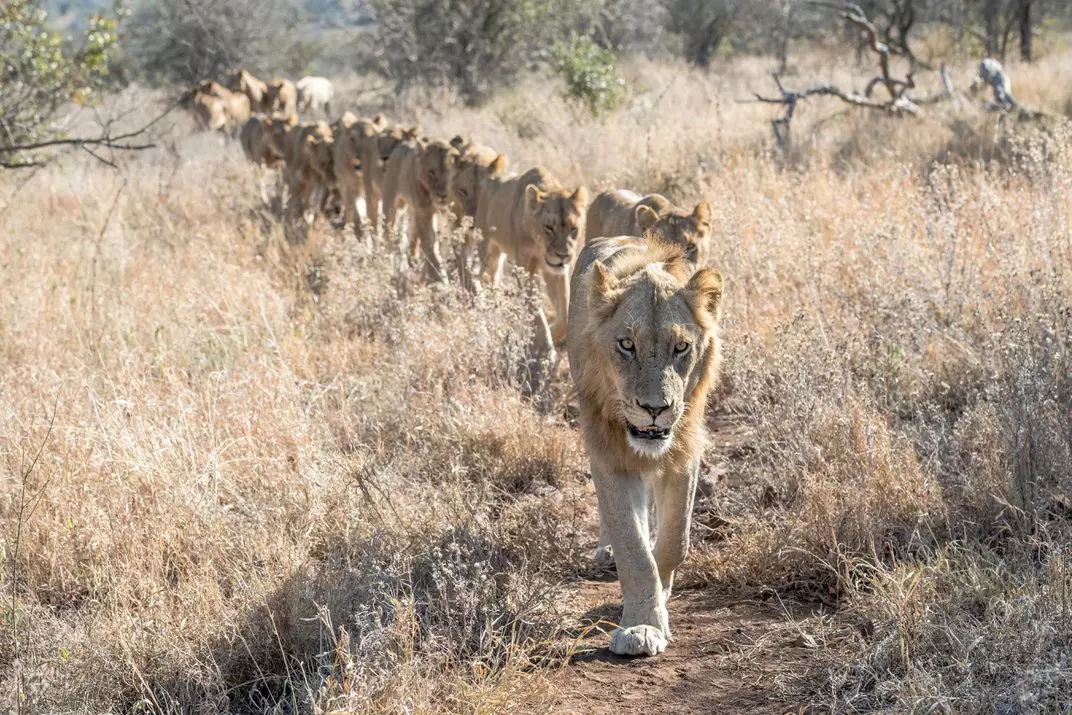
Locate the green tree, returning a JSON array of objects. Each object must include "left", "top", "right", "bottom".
[
  {"left": 0, "top": 1, "right": 124, "bottom": 164},
  {"left": 550, "top": 34, "right": 625, "bottom": 116}
]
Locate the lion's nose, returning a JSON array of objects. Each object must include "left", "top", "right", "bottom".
[{"left": 637, "top": 399, "right": 671, "bottom": 420}]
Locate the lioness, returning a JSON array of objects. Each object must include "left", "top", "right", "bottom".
[
  {"left": 227, "top": 69, "right": 269, "bottom": 113},
  {"left": 265, "top": 78, "right": 298, "bottom": 118},
  {"left": 359, "top": 121, "right": 413, "bottom": 233},
  {"left": 568, "top": 235, "right": 724, "bottom": 657},
  {"left": 587, "top": 191, "right": 713, "bottom": 267},
  {"left": 332, "top": 112, "right": 388, "bottom": 233},
  {"left": 181, "top": 81, "right": 251, "bottom": 135},
  {"left": 283, "top": 121, "right": 335, "bottom": 226},
  {"left": 296, "top": 76, "right": 334, "bottom": 117},
  {"left": 240, "top": 114, "right": 295, "bottom": 168},
  {"left": 475, "top": 168, "right": 588, "bottom": 343},
  {"left": 382, "top": 136, "right": 459, "bottom": 281},
  {"left": 448, "top": 140, "right": 507, "bottom": 221}
]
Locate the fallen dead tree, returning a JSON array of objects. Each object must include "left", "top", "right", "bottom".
[
  {"left": 753, "top": 2, "right": 923, "bottom": 149},
  {"left": 752, "top": 3, "right": 1049, "bottom": 151}
]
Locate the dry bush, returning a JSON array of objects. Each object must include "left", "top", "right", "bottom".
[{"left": 3, "top": 46, "right": 1072, "bottom": 713}]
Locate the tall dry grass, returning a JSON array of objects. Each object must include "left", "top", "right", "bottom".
[{"left": 2, "top": 46, "right": 1072, "bottom": 712}]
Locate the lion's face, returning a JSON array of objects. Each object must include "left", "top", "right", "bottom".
[
  {"left": 418, "top": 141, "right": 457, "bottom": 205},
  {"left": 377, "top": 126, "right": 413, "bottom": 165},
  {"left": 589, "top": 261, "right": 722, "bottom": 458},
  {"left": 303, "top": 123, "right": 335, "bottom": 182},
  {"left": 636, "top": 200, "right": 713, "bottom": 267},
  {"left": 450, "top": 152, "right": 506, "bottom": 218},
  {"left": 526, "top": 185, "right": 588, "bottom": 274}
]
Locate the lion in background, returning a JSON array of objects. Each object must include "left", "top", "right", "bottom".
[
  {"left": 568, "top": 235, "right": 724, "bottom": 657},
  {"left": 382, "top": 135, "right": 459, "bottom": 281},
  {"left": 180, "top": 80, "right": 250, "bottom": 136},
  {"left": 587, "top": 191, "right": 713, "bottom": 268},
  {"left": 475, "top": 167, "right": 587, "bottom": 344}
]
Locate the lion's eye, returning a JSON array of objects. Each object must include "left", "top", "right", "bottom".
[
  {"left": 674, "top": 341, "right": 691, "bottom": 355},
  {"left": 457, "top": 188, "right": 467, "bottom": 197},
  {"left": 618, "top": 338, "right": 635, "bottom": 353},
  {"left": 545, "top": 225, "right": 555, "bottom": 235}
]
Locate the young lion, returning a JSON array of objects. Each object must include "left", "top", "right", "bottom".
[
  {"left": 359, "top": 121, "right": 414, "bottom": 234},
  {"left": 332, "top": 112, "right": 388, "bottom": 235},
  {"left": 382, "top": 136, "right": 459, "bottom": 282},
  {"left": 568, "top": 236, "right": 724, "bottom": 657},
  {"left": 587, "top": 190, "right": 713, "bottom": 267},
  {"left": 283, "top": 121, "right": 335, "bottom": 227},
  {"left": 476, "top": 167, "right": 588, "bottom": 344}
]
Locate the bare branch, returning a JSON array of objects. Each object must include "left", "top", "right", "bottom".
[{"left": 0, "top": 100, "right": 179, "bottom": 165}]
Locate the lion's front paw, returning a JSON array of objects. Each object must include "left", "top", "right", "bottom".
[{"left": 609, "top": 625, "right": 668, "bottom": 656}]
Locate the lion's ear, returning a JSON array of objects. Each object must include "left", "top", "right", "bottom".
[
  {"left": 589, "top": 261, "right": 622, "bottom": 319},
  {"left": 570, "top": 185, "right": 589, "bottom": 207},
  {"left": 635, "top": 204, "right": 659, "bottom": 231},
  {"left": 490, "top": 154, "right": 508, "bottom": 177},
  {"left": 372, "top": 112, "right": 387, "bottom": 129},
  {"left": 450, "top": 135, "right": 467, "bottom": 150},
  {"left": 526, "top": 185, "right": 546, "bottom": 215},
  {"left": 692, "top": 200, "right": 713, "bottom": 231},
  {"left": 686, "top": 268, "right": 723, "bottom": 321}
]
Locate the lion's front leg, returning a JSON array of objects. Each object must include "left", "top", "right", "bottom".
[
  {"left": 592, "top": 468, "right": 668, "bottom": 657},
  {"left": 652, "top": 461, "right": 699, "bottom": 606},
  {"left": 544, "top": 268, "right": 570, "bottom": 346}
]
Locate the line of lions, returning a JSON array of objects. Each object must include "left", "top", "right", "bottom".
[{"left": 189, "top": 69, "right": 724, "bottom": 658}]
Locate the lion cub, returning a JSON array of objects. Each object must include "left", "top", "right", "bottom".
[
  {"left": 476, "top": 167, "right": 588, "bottom": 344},
  {"left": 382, "top": 134, "right": 459, "bottom": 282},
  {"left": 587, "top": 190, "right": 713, "bottom": 267},
  {"left": 568, "top": 235, "right": 724, "bottom": 657}
]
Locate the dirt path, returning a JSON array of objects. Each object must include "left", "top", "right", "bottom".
[
  {"left": 547, "top": 579, "right": 819, "bottom": 715},
  {"left": 543, "top": 413, "right": 822, "bottom": 714}
]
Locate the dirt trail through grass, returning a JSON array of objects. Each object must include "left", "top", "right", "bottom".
[
  {"left": 549, "top": 580, "right": 818, "bottom": 714},
  {"left": 543, "top": 415, "right": 822, "bottom": 715}
]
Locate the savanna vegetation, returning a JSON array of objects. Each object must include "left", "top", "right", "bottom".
[{"left": 3, "top": 0, "right": 1072, "bottom": 712}]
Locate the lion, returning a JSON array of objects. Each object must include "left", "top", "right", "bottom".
[
  {"left": 447, "top": 138, "right": 507, "bottom": 221},
  {"left": 283, "top": 121, "right": 335, "bottom": 227},
  {"left": 181, "top": 81, "right": 251, "bottom": 135},
  {"left": 265, "top": 78, "right": 298, "bottom": 118},
  {"left": 331, "top": 112, "right": 388, "bottom": 233},
  {"left": 357, "top": 121, "right": 414, "bottom": 233},
  {"left": 475, "top": 167, "right": 588, "bottom": 343},
  {"left": 227, "top": 69, "right": 269, "bottom": 113},
  {"left": 586, "top": 191, "right": 713, "bottom": 267},
  {"left": 567, "top": 235, "right": 724, "bottom": 657},
  {"left": 296, "top": 76, "right": 335, "bottom": 118},
  {"left": 382, "top": 135, "right": 459, "bottom": 281},
  {"left": 240, "top": 114, "right": 296, "bottom": 168}
]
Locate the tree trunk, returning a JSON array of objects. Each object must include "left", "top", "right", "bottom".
[{"left": 1018, "top": 0, "right": 1032, "bottom": 62}]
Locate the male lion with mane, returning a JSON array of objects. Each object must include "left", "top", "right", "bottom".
[{"left": 568, "top": 235, "right": 724, "bottom": 657}]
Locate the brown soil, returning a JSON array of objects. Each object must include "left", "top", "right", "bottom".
[
  {"left": 546, "top": 580, "right": 821, "bottom": 715},
  {"left": 543, "top": 412, "right": 824, "bottom": 715}
]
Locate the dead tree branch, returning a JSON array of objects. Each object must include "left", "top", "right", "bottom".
[
  {"left": 752, "top": 2, "right": 930, "bottom": 151},
  {"left": 0, "top": 100, "right": 179, "bottom": 169}
]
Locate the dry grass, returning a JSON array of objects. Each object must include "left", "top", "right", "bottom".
[{"left": 2, "top": 45, "right": 1072, "bottom": 713}]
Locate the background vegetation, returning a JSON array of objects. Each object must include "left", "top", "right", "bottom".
[{"left": 3, "top": 0, "right": 1072, "bottom": 713}]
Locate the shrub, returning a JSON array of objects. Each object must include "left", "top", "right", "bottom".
[
  {"left": 0, "top": 1, "right": 123, "bottom": 160},
  {"left": 550, "top": 33, "right": 626, "bottom": 116}
]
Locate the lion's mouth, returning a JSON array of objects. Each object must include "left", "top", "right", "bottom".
[
  {"left": 627, "top": 423, "right": 671, "bottom": 441},
  {"left": 544, "top": 256, "right": 570, "bottom": 274}
]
